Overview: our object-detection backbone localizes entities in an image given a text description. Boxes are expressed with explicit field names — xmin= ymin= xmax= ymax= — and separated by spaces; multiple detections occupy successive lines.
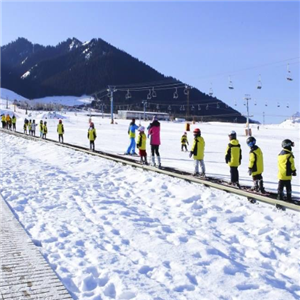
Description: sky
xmin=1 ymin=0 xmax=299 ymax=124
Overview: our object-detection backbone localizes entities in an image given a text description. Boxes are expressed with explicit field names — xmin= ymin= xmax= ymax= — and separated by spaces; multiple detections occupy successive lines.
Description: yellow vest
xmin=191 ymin=136 xmax=205 ymax=160
xmin=278 ymin=149 xmax=296 ymax=180
xmin=249 ymin=146 xmax=264 ymax=176
xmin=137 ymin=133 xmax=146 ymax=150
xmin=225 ymin=139 xmax=242 ymax=167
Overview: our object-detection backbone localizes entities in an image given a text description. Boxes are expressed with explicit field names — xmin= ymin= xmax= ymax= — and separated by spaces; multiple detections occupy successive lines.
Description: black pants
xmin=59 ymin=134 xmax=64 ymax=143
xmin=278 ymin=180 xmax=292 ymax=200
xmin=90 ymin=141 xmax=95 ymax=151
xmin=181 ymin=144 xmax=188 ymax=151
xmin=13 ymin=123 xmax=16 ymax=131
xmin=230 ymin=167 xmax=239 ymax=183
xmin=151 ymin=145 xmax=160 ymax=156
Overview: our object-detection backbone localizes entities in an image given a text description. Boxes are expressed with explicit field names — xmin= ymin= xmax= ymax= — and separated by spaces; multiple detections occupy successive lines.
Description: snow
xmin=1 ymin=104 xmax=300 ymax=300
xmin=82 ymin=40 xmax=91 ymax=46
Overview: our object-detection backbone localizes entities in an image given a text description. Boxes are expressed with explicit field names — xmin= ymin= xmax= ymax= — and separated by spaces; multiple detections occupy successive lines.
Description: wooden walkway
xmin=0 ymin=195 xmax=73 ymax=300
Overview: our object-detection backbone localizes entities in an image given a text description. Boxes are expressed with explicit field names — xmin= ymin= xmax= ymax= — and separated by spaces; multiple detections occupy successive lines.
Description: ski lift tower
xmin=6 ymin=97 xmax=8 ymax=109
xmin=107 ymin=86 xmax=117 ymax=124
xmin=244 ymin=94 xmax=252 ymax=136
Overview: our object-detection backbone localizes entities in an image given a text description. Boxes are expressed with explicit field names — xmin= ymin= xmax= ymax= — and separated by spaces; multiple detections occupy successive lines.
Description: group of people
xmin=125 ymin=116 xmax=161 ymax=168
xmin=1 ymin=114 xmax=16 ymax=131
xmin=224 ymin=131 xmax=296 ymax=201
xmin=127 ymin=120 xmax=297 ymax=201
xmin=2 ymin=115 xmax=297 ymax=201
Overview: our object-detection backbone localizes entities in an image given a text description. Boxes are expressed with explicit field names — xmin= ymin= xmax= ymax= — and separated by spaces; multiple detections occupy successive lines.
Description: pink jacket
xmin=149 ymin=121 xmax=161 ymax=145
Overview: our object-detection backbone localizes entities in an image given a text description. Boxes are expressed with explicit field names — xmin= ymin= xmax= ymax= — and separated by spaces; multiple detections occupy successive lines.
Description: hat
xmin=229 ymin=130 xmax=236 ymax=136
xmin=184 ymin=132 xmax=187 ymax=135
xmin=138 ymin=126 xmax=145 ymax=132
xmin=152 ymin=116 xmax=157 ymax=121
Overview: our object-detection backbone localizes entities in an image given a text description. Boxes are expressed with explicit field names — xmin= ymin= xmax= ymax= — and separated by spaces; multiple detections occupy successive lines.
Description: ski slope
xmin=0 ymin=106 xmax=300 ymax=300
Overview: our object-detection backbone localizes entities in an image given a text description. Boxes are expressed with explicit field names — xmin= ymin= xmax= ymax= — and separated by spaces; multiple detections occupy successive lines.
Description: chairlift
xmin=147 ymin=89 xmax=152 ymax=100
xmin=287 ymin=102 xmax=289 ymax=108
xmin=206 ymin=104 xmax=209 ymax=110
xmin=152 ymin=87 xmax=157 ymax=98
xmin=198 ymin=104 xmax=201 ymax=111
xmin=125 ymin=89 xmax=131 ymax=99
xmin=156 ymin=104 xmax=160 ymax=110
xmin=265 ymin=102 xmax=268 ymax=107
xmin=254 ymin=100 xmax=257 ymax=106
xmin=184 ymin=85 xmax=189 ymax=95
xmin=287 ymin=63 xmax=293 ymax=81
xmin=277 ymin=102 xmax=280 ymax=108
xmin=228 ymin=76 xmax=234 ymax=89
xmin=234 ymin=100 xmax=237 ymax=107
xmin=191 ymin=105 xmax=195 ymax=111
xmin=168 ymin=105 xmax=172 ymax=111
xmin=216 ymin=103 xmax=220 ymax=109
xmin=209 ymin=83 xmax=213 ymax=96
xmin=173 ymin=88 xmax=178 ymax=99
xmin=257 ymin=74 xmax=262 ymax=89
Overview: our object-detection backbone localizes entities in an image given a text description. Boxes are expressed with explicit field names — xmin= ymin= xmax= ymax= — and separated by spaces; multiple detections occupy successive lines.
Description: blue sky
xmin=1 ymin=1 xmax=299 ymax=124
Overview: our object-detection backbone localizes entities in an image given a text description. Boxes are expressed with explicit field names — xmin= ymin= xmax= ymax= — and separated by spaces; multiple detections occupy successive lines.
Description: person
xmin=28 ymin=119 xmax=32 ymax=135
xmin=181 ymin=132 xmax=189 ymax=152
xmin=190 ymin=128 xmax=205 ymax=176
xmin=31 ymin=120 xmax=36 ymax=136
xmin=246 ymin=136 xmax=265 ymax=193
xmin=1 ymin=114 xmax=6 ymax=128
xmin=136 ymin=126 xmax=148 ymax=165
xmin=23 ymin=119 xmax=28 ymax=134
xmin=277 ymin=139 xmax=297 ymax=201
xmin=11 ymin=115 xmax=16 ymax=131
xmin=125 ymin=119 xmax=139 ymax=155
xmin=87 ymin=122 xmax=97 ymax=151
xmin=39 ymin=120 xmax=43 ymax=137
xmin=42 ymin=121 xmax=48 ymax=139
xmin=148 ymin=116 xmax=161 ymax=168
xmin=57 ymin=119 xmax=64 ymax=143
xmin=225 ymin=130 xmax=242 ymax=188
xmin=6 ymin=114 xmax=11 ymax=130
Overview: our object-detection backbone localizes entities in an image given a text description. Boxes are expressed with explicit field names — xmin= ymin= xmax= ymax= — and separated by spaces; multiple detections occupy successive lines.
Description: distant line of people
xmin=1 ymin=114 xmax=16 ymax=131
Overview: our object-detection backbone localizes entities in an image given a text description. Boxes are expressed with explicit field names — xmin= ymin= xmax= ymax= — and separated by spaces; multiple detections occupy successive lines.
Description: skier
xmin=42 ymin=121 xmax=48 ymax=139
xmin=136 ymin=126 xmax=148 ymax=165
xmin=148 ymin=116 xmax=161 ymax=168
xmin=87 ymin=122 xmax=97 ymax=151
xmin=277 ymin=139 xmax=297 ymax=201
xmin=1 ymin=114 xmax=5 ymax=128
xmin=225 ymin=130 xmax=242 ymax=188
xmin=39 ymin=120 xmax=43 ymax=137
xmin=31 ymin=120 xmax=37 ymax=136
xmin=125 ymin=119 xmax=139 ymax=155
xmin=11 ymin=115 xmax=16 ymax=131
xmin=181 ymin=132 xmax=189 ymax=152
xmin=246 ymin=136 xmax=265 ymax=193
xmin=23 ymin=118 xmax=29 ymax=134
xmin=28 ymin=120 xmax=32 ymax=135
xmin=190 ymin=128 xmax=205 ymax=177
xmin=57 ymin=119 xmax=64 ymax=143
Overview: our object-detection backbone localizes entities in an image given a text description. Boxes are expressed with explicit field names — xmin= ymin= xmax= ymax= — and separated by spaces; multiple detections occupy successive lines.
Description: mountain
xmin=1 ymin=37 xmax=246 ymax=122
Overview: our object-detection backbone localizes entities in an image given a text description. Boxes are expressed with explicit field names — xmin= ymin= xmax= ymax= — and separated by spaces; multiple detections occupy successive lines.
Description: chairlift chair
xmin=173 ymin=88 xmax=178 ymax=99
xmin=287 ymin=102 xmax=289 ymax=108
xmin=209 ymin=83 xmax=213 ymax=96
xmin=287 ymin=63 xmax=293 ymax=81
xmin=228 ymin=76 xmax=234 ymax=89
xmin=206 ymin=104 xmax=209 ymax=110
xmin=198 ymin=104 xmax=201 ymax=111
xmin=147 ymin=89 xmax=152 ymax=100
xmin=152 ymin=87 xmax=157 ymax=98
xmin=257 ymin=74 xmax=262 ymax=89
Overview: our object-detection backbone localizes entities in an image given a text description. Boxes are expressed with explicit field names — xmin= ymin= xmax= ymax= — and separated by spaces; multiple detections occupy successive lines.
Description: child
xmin=148 ymin=116 xmax=161 ymax=168
xmin=12 ymin=115 xmax=16 ymax=131
xmin=31 ymin=120 xmax=36 ymax=136
xmin=87 ymin=122 xmax=97 ymax=151
xmin=225 ymin=131 xmax=242 ymax=188
xmin=181 ymin=132 xmax=189 ymax=152
xmin=125 ymin=119 xmax=139 ymax=155
xmin=137 ymin=126 xmax=148 ymax=165
xmin=43 ymin=121 xmax=48 ymax=139
xmin=190 ymin=128 xmax=205 ymax=176
xmin=57 ymin=119 xmax=64 ymax=143
xmin=277 ymin=139 xmax=297 ymax=201
xmin=23 ymin=119 xmax=28 ymax=134
xmin=246 ymin=136 xmax=265 ymax=193
xmin=39 ymin=120 xmax=43 ymax=137
xmin=28 ymin=120 xmax=32 ymax=135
